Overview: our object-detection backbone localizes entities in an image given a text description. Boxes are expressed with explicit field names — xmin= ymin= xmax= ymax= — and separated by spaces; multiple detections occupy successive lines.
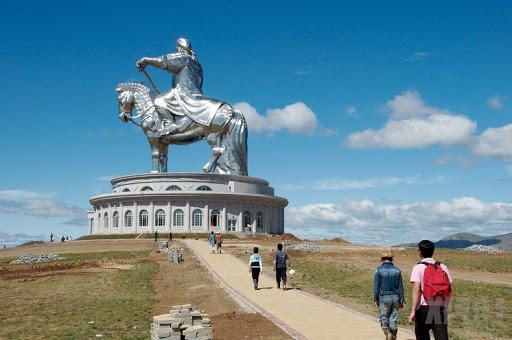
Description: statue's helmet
xmin=176 ymin=38 xmax=192 ymax=52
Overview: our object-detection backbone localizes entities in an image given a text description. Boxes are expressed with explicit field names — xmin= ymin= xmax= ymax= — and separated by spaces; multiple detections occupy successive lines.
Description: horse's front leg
xmin=149 ymin=138 xmax=160 ymax=173
xmin=159 ymin=143 xmax=168 ymax=172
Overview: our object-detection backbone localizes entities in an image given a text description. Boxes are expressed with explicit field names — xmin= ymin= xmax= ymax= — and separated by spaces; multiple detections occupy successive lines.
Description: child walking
xmin=248 ymin=247 xmax=263 ymax=290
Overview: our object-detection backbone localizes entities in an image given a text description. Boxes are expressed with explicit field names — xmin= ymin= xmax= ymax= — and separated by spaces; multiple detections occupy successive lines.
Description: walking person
xmin=374 ymin=250 xmax=404 ymax=340
xmin=215 ymin=232 xmax=223 ymax=254
xmin=209 ymin=231 xmax=216 ymax=254
xmin=154 ymin=231 xmax=158 ymax=242
xmin=169 ymin=232 xmax=173 ymax=243
xmin=248 ymin=247 xmax=263 ymax=290
xmin=273 ymin=243 xmax=290 ymax=290
xmin=408 ymin=240 xmax=453 ymax=340
xmin=50 ymin=233 xmax=54 ymax=243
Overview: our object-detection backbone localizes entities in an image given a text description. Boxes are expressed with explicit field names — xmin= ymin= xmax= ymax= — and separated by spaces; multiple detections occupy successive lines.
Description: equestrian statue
xmin=116 ymin=38 xmax=248 ymax=176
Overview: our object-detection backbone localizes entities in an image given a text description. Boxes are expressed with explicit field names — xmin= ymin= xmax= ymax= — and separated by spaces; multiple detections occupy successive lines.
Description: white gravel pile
xmin=464 ymin=244 xmax=503 ymax=254
xmin=10 ymin=253 xmax=64 ymax=265
xmin=294 ymin=242 xmax=321 ymax=252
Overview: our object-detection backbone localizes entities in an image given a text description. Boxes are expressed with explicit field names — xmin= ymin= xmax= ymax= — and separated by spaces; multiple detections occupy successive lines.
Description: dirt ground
xmin=150 ymin=243 xmax=290 ymax=339
xmin=1 ymin=239 xmax=289 ymax=339
xmin=0 ymin=239 xmax=156 ymax=259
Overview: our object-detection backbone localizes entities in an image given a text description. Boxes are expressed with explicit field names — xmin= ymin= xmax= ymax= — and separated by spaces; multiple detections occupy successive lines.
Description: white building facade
xmin=87 ymin=173 xmax=287 ymax=235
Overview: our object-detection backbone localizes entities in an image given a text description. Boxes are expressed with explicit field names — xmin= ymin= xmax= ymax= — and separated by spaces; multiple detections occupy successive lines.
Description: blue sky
xmin=1 ymin=1 xmax=511 ymax=246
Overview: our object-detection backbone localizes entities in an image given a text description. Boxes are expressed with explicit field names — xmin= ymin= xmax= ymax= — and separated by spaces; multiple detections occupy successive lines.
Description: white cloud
xmin=234 ymin=101 xmax=318 ymax=134
xmin=403 ymin=52 xmax=431 ymax=62
xmin=434 ymin=155 xmax=476 ymax=169
xmin=286 ymin=197 xmax=512 ymax=245
xmin=345 ymin=90 xmax=476 ymax=149
xmin=0 ymin=189 xmax=85 ymax=224
xmin=0 ymin=230 xmax=46 ymax=247
xmin=471 ymin=124 xmax=512 ymax=160
xmin=345 ymin=106 xmax=358 ymax=117
xmin=295 ymin=70 xmax=310 ymax=76
xmin=487 ymin=95 xmax=504 ymax=109
xmin=314 ymin=174 xmax=423 ymax=190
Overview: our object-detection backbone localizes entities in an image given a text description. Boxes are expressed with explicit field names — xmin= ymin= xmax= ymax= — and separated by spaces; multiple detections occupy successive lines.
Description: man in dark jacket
xmin=374 ymin=250 xmax=405 ymax=340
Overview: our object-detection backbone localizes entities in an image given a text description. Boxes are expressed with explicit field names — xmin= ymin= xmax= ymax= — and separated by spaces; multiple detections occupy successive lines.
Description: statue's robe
xmin=154 ymin=52 xmax=223 ymax=126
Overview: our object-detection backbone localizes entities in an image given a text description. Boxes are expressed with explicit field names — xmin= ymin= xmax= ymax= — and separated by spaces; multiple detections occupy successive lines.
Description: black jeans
xmin=251 ymin=268 xmax=260 ymax=287
xmin=275 ymin=267 xmax=287 ymax=287
xmin=415 ymin=305 xmax=448 ymax=340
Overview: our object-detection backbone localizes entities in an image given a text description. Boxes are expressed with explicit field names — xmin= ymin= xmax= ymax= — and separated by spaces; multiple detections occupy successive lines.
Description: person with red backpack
xmin=408 ymin=240 xmax=453 ymax=340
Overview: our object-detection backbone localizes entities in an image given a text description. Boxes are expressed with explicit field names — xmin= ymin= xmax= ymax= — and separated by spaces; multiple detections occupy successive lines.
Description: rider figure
xmin=136 ymin=38 xmax=224 ymax=134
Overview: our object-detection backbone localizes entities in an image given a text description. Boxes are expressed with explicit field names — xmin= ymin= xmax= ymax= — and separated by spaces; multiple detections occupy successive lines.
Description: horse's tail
xmin=225 ymin=110 xmax=248 ymax=176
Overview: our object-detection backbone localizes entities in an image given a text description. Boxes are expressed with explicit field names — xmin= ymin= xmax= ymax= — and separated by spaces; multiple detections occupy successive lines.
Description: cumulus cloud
xmin=487 ymin=95 xmax=504 ymax=109
xmin=471 ymin=124 xmax=512 ymax=160
xmin=0 ymin=189 xmax=85 ymax=224
xmin=0 ymin=230 xmax=46 ymax=247
xmin=234 ymin=101 xmax=318 ymax=134
xmin=286 ymin=197 xmax=512 ymax=245
xmin=345 ymin=90 xmax=476 ymax=149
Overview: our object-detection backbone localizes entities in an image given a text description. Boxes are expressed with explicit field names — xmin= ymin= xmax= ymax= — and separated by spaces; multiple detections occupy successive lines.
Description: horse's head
xmin=116 ymin=85 xmax=135 ymax=123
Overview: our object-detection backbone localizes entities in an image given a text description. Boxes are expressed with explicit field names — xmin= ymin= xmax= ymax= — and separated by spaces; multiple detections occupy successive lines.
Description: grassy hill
xmin=396 ymin=232 xmax=512 ymax=251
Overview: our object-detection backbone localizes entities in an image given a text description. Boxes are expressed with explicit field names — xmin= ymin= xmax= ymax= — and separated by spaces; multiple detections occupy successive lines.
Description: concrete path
xmin=184 ymin=239 xmax=415 ymax=340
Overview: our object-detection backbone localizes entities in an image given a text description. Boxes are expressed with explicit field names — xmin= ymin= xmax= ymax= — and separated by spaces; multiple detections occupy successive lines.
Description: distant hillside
xmin=395 ymin=232 xmax=512 ymax=252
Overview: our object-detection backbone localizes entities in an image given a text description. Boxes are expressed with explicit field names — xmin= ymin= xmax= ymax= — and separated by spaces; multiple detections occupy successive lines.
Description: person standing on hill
xmin=374 ymin=250 xmax=404 ymax=340
xmin=248 ymin=247 xmax=263 ymax=290
xmin=154 ymin=231 xmax=158 ymax=242
xmin=273 ymin=243 xmax=290 ymax=290
xmin=408 ymin=240 xmax=453 ymax=340
xmin=209 ymin=231 xmax=216 ymax=254
xmin=169 ymin=232 xmax=173 ymax=243
xmin=215 ymin=232 xmax=223 ymax=254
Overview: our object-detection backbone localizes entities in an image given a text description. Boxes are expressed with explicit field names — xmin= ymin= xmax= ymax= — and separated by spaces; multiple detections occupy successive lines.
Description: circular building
xmin=87 ymin=173 xmax=287 ymax=235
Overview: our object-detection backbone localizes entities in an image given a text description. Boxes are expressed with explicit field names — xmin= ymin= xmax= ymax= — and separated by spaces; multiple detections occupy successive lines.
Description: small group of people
xmin=51 ymin=233 xmax=72 ymax=243
xmin=247 ymin=243 xmax=291 ymax=291
xmin=208 ymin=231 xmax=223 ymax=254
xmin=374 ymin=239 xmax=453 ymax=340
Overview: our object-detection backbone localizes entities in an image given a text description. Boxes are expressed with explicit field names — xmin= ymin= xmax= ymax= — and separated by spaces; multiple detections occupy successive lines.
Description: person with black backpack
xmin=408 ymin=240 xmax=453 ymax=340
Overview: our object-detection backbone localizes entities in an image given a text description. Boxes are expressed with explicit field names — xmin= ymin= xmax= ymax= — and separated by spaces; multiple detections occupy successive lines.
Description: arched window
xmin=173 ymin=209 xmax=184 ymax=227
xmin=113 ymin=211 xmax=119 ymax=228
xmin=139 ymin=210 xmax=148 ymax=227
xmin=166 ymin=185 xmax=182 ymax=191
xmin=192 ymin=209 xmax=203 ymax=227
xmin=243 ymin=211 xmax=251 ymax=231
xmin=141 ymin=186 xmax=153 ymax=192
xmin=227 ymin=216 xmax=237 ymax=232
xmin=122 ymin=188 xmax=130 ymax=192
xmin=256 ymin=212 xmax=263 ymax=231
xmin=104 ymin=212 xmax=109 ymax=228
xmin=155 ymin=209 xmax=166 ymax=227
xmin=124 ymin=210 xmax=133 ymax=227
xmin=210 ymin=210 xmax=220 ymax=227
xmin=196 ymin=185 xmax=212 ymax=191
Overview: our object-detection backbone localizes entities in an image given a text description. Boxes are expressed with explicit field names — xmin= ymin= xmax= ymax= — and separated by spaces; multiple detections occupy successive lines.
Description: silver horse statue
xmin=116 ymin=38 xmax=248 ymax=176
xmin=116 ymin=82 xmax=248 ymax=175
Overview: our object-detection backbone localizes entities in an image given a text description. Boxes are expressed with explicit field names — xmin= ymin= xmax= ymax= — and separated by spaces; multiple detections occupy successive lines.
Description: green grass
xmin=240 ymin=249 xmax=511 ymax=340
xmin=0 ymin=251 xmax=158 ymax=339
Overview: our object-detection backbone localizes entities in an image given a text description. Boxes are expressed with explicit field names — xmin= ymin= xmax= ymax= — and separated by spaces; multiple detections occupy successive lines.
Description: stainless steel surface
xmin=117 ymin=38 xmax=248 ymax=175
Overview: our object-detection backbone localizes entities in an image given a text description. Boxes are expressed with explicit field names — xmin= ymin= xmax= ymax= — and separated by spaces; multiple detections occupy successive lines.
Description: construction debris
xmin=151 ymin=305 xmax=212 ymax=340
xmin=464 ymin=244 xmax=503 ymax=254
xmin=169 ymin=245 xmax=184 ymax=263
xmin=294 ymin=242 xmax=321 ymax=252
xmin=10 ymin=253 xmax=64 ymax=265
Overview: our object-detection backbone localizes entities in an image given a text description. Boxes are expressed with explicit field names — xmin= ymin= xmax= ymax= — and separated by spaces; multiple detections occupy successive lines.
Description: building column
xmin=134 ymin=202 xmax=139 ymax=233
xmin=108 ymin=203 xmax=113 ymax=234
xmin=222 ymin=205 xmax=227 ymax=232
xmin=149 ymin=201 xmax=154 ymax=232
xmin=120 ymin=202 xmax=124 ymax=233
xmin=167 ymin=202 xmax=172 ymax=231
xmin=238 ymin=203 xmax=243 ymax=233
xmin=186 ymin=203 xmax=191 ymax=232
xmin=204 ymin=203 xmax=209 ymax=231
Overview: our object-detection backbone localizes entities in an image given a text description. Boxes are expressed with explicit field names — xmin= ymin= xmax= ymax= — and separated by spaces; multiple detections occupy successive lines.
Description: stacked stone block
xmin=151 ymin=304 xmax=213 ymax=340
xmin=169 ymin=245 xmax=184 ymax=263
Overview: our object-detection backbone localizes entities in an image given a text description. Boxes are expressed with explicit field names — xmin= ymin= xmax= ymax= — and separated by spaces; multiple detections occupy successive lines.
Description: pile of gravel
xmin=10 ymin=253 xmax=64 ymax=265
xmin=464 ymin=244 xmax=503 ymax=254
xmin=294 ymin=242 xmax=321 ymax=252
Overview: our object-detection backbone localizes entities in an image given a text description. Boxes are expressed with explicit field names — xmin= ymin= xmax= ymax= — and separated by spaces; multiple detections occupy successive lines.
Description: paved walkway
xmin=184 ymin=240 xmax=414 ymax=340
